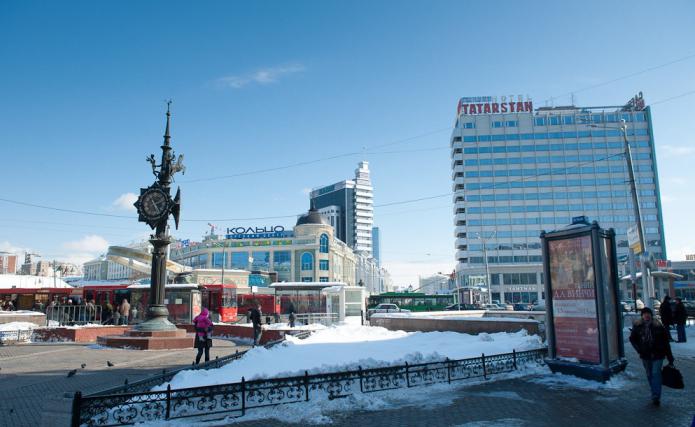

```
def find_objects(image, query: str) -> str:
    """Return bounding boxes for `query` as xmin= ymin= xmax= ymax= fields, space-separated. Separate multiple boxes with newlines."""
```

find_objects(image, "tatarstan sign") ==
xmin=457 ymin=95 xmax=533 ymax=116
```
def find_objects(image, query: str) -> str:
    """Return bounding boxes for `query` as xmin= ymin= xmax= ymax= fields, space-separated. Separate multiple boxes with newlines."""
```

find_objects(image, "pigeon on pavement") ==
xmin=67 ymin=369 xmax=77 ymax=378
xmin=107 ymin=361 xmax=115 ymax=367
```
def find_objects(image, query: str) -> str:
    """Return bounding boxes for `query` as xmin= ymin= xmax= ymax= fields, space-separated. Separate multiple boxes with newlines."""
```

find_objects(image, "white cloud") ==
xmin=0 ymin=241 xmax=27 ymax=254
xmin=660 ymin=145 xmax=695 ymax=158
xmin=63 ymin=235 xmax=109 ymax=254
xmin=216 ymin=63 xmax=305 ymax=89
xmin=112 ymin=192 xmax=138 ymax=211
xmin=301 ymin=188 xmax=312 ymax=196
xmin=667 ymin=176 xmax=687 ymax=186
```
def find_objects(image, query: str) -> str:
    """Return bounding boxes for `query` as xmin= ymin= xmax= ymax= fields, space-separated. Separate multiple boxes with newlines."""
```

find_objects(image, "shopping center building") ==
xmin=170 ymin=207 xmax=357 ymax=286
xmin=451 ymin=93 xmax=667 ymax=303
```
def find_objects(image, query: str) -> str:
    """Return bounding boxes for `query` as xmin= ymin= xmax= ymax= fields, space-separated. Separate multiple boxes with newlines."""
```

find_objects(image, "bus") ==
xmin=367 ymin=292 xmax=454 ymax=312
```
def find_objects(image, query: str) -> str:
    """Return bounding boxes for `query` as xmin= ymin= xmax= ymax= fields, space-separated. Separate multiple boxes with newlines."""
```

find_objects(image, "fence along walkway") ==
xmin=72 ymin=348 xmax=547 ymax=426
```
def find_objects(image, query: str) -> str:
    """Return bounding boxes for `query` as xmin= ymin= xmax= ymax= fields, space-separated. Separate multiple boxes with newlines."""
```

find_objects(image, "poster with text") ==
xmin=549 ymin=235 xmax=600 ymax=364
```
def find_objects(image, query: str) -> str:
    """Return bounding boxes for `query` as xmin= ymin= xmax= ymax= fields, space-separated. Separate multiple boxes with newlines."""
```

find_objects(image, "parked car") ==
xmin=620 ymin=301 xmax=636 ymax=312
xmin=531 ymin=302 xmax=546 ymax=311
xmin=683 ymin=301 xmax=695 ymax=318
xmin=444 ymin=303 xmax=478 ymax=311
xmin=513 ymin=303 xmax=532 ymax=311
xmin=367 ymin=303 xmax=410 ymax=318
xmin=482 ymin=303 xmax=505 ymax=310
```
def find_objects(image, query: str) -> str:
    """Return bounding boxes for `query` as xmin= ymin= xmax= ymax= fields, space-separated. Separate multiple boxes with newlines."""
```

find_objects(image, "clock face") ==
xmin=141 ymin=189 xmax=169 ymax=219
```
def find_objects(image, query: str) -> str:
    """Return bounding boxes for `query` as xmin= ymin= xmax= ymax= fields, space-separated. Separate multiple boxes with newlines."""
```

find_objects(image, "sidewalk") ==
xmin=230 ymin=332 xmax=695 ymax=427
xmin=0 ymin=339 xmax=248 ymax=427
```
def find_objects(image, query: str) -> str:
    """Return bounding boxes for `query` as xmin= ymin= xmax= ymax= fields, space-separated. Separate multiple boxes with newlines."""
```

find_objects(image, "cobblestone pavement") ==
xmin=229 ymin=341 xmax=695 ymax=427
xmin=0 ymin=339 xmax=249 ymax=427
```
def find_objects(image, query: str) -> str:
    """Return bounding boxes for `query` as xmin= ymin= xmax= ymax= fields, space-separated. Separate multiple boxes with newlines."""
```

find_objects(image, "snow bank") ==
xmin=158 ymin=323 xmax=543 ymax=391
xmin=0 ymin=321 xmax=40 ymax=331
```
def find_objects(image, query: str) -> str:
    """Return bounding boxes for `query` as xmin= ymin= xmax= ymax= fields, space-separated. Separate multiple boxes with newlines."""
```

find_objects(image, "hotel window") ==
xmin=563 ymin=116 xmax=574 ymax=125
xmin=463 ymin=122 xmax=475 ymax=129
xmin=301 ymin=277 xmax=313 ymax=282
xmin=320 ymin=234 xmax=329 ymax=253
xmin=492 ymin=121 xmax=503 ymax=128
xmin=301 ymin=252 xmax=314 ymax=271
xmin=319 ymin=260 xmax=329 ymax=271
xmin=549 ymin=116 xmax=560 ymax=126
xmin=534 ymin=117 xmax=546 ymax=126
xmin=506 ymin=120 xmax=518 ymax=127
xmin=319 ymin=277 xmax=329 ymax=282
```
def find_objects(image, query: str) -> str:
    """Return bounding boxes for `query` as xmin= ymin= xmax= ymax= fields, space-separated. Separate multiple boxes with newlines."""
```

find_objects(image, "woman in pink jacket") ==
xmin=192 ymin=308 xmax=213 ymax=364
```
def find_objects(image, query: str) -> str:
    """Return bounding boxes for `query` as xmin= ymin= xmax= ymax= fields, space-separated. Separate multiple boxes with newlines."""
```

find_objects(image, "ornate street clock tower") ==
xmin=133 ymin=102 xmax=185 ymax=331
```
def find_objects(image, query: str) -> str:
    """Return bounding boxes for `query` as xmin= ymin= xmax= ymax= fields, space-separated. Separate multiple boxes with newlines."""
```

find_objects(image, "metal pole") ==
xmin=477 ymin=232 xmax=493 ymax=304
xmin=221 ymin=243 xmax=226 ymax=285
xmin=621 ymin=120 xmax=650 ymax=309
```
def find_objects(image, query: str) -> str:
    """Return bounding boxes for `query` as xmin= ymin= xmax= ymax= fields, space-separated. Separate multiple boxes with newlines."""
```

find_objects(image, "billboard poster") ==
xmin=549 ymin=235 xmax=600 ymax=364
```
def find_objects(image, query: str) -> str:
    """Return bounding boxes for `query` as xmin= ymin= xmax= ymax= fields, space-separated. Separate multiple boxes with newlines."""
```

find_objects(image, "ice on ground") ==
xmin=455 ymin=419 xmax=528 ymax=427
xmin=158 ymin=322 xmax=543 ymax=391
xmin=0 ymin=321 xmax=40 ymax=331
xmin=528 ymin=370 xmax=633 ymax=390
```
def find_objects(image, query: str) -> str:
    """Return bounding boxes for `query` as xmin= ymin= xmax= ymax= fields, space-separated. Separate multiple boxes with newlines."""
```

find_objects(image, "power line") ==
xmin=178 ymin=127 xmax=451 ymax=184
xmin=545 ymin=52 xmax=695 ymax=103
xmin=0 ymin=152 xmax=627 ymax=223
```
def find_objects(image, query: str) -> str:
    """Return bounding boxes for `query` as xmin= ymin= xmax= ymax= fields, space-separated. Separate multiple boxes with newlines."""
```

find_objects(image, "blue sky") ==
xmin=1 ymin=0 xmax=694 ymax=286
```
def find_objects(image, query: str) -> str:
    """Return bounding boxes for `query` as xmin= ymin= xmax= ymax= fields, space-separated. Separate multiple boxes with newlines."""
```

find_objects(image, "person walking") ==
xmin=118 ymin=299 xmax=131 ymax=325
xmin=192 ymin=308 xmax=213 ymax=364
xmin=249 ymin=303 xmax=263 ymax=346
xmin=629 ymin=307 xmax=675 ymax=406
xmin=288 ymin=310 xmax=296 ymax=328
xmin=86 ymin=300 xmax=96 ymax=322
xmin=659 ymin=295 xmax=674 ymax=341
xmin=673 ymin=297 xmax=687 ymax=343
xmin=103 ymin=302 xmax=114 ymax=325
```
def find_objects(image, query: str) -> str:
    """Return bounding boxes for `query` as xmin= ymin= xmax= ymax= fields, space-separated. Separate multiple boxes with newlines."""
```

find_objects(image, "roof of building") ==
xmin=0 ymin=274 xmax=73 ymax=289
xmin=296 ymin=207 xmax=330 ymax=227
xmin=270 ymin=281 xmax=347 ymax=289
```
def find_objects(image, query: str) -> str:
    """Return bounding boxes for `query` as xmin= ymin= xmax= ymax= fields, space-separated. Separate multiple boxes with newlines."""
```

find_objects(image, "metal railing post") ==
xmin=241 ymin=376 xmax=246 ymax=416
xmin=71 ymin=391 xmax=82 ymax=427
xmin=446 ymin=358 xmax=451 ymax=384
xmin=304 ymin=371 xmax=310 ymax=401
xmin=482 ymin=353 xmax=487 ymax=379
xmin=405 ymin=362 xmax=410 ymax=387
xmin=165 ymin=384 xmax=171 ymax=419
xmin=512 ymin=349 xmax=517 ymax=370
xmin=358 ymin=365 xmax=364 ymax=392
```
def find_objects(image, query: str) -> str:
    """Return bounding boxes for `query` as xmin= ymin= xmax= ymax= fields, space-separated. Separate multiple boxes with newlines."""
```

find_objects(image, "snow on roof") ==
xmin=0 ymin=274 xmax=72 ymax=289
xmin=269 ymin=281 xmax=347 ymax=288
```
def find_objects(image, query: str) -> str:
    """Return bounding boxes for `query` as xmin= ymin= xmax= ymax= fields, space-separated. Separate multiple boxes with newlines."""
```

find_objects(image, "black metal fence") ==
xmin=72 ymin=347 xmax=546 ymax=426
xmin=46 ymin=305 xmax=103 ymax=326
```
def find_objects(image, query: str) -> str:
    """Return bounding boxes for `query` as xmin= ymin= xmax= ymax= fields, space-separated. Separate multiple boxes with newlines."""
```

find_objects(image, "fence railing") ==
xmin=72 ymin=347 xmax=547 ymax=426
xmin=292 ymin=312 xmax=339 ymax=326
xmin=0 ymin=328 xmax=33 ymax=343
xmin=46 ymin=305 xmax=103 ymax=326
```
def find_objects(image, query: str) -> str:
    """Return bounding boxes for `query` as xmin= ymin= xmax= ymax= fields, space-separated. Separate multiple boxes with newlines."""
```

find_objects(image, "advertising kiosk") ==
xmin=541 ymin=219 xmax=627 ymax=381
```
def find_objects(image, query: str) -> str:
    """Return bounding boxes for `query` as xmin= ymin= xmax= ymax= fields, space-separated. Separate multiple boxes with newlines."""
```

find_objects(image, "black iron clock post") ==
xmin=133 ymin=102 xmax=184 ymax=331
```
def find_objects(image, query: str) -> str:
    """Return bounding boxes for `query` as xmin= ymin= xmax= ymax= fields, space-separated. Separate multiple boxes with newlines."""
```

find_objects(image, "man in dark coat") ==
xmin=249 ymin=303 xmax=262 ymax=347
xmin=659 ymin=295 xmax=674 ymax=341
xmin=629 ymin=307 xmax=675 ymax=406
xmin=673 ymin=298 xmax=687 ymax=343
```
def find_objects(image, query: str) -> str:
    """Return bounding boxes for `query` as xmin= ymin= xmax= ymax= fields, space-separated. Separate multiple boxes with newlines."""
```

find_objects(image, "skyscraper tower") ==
xmin=311 ymin=161 xmax=374 ymax=255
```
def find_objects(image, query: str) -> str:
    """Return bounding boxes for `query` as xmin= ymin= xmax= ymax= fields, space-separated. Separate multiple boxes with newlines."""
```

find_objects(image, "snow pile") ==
xmin=159 ymin=323 xmax=542 ymax=391
xmin=0 ymin=321 xmax=40 ymax=331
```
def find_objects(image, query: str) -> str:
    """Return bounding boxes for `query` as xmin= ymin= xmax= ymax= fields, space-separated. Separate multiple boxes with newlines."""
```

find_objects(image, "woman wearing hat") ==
xmin=629 ymin=307 xmax=675 ymax=406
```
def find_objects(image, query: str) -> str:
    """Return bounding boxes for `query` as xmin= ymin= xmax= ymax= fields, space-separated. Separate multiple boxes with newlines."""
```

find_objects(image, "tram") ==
xmin=0 ymin=287 xmax=79 ymax=310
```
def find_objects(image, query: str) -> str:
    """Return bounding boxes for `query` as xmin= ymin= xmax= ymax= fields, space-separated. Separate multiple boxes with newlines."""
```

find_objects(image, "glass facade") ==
xmin=301 ymin=252 xmax=314 ymax=271
xmin=452 ymin=103 xmax=666 ymax=301
xmin=251 ymin=251 xmax=270 ymax=271
xmin=273 ymin=251 xmax=292 ymax=282
xmin=231 ymin=252 xmax=249 ymax=270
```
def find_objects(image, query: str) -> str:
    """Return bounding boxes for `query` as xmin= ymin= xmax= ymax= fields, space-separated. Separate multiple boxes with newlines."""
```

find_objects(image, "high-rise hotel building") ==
xmin=451 ymin=94 xmax=666 ymax=303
